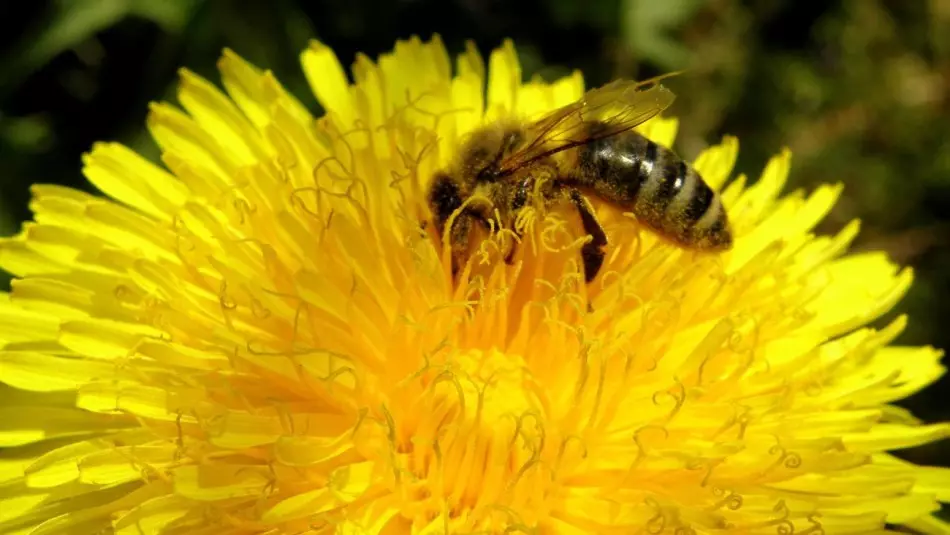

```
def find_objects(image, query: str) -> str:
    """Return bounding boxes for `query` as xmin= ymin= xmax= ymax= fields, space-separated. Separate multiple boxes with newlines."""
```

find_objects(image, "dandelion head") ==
xmin=0 ymin=35 xmax=948 ymax=534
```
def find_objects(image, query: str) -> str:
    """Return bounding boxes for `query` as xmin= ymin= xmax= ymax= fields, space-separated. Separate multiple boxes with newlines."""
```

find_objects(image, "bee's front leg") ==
xmin=501 ymin=178 xmax=534 ymax=265
xmin=568 ymin=189 xmax=608 ymax=283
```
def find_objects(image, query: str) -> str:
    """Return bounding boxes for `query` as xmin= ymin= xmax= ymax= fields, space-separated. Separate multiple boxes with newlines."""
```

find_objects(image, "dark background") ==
xmin=0 ymin=0 xmax=946 ymax=510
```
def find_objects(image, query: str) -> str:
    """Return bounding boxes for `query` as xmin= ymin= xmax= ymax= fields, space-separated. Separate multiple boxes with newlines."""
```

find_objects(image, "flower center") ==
xmin=378 ymin=348 xmax=557 ymax=531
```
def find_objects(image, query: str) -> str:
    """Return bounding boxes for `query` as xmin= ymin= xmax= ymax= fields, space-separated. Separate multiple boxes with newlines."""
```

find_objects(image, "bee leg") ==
xmin=504 ymin=179 xmax=531 ymax=265
xmin=504 ymin=244 xmax=516 ymax=265
xmin=503 ymin=227 xmax=523 ymax=265
xmin=569 ymin=190 xmax=607 ymax=283
xmin=447 ymin=209 xmax=476 ymax=278
xmin=429 ymin=172 xmax=476 ymax=278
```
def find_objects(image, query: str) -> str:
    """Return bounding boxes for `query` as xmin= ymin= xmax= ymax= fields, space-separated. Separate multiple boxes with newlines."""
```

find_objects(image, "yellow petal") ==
xmin=636 ymin=115 xmax=679 ymax=148
xmin=0 ymin=234 xmax=70 ymax=277
xmin=172 ymin=464 xmax=269 ymax=501
xmin=177 ymin=68 xmax=267 ymax=166
xmin=486 ymin=39 xmax=520 ymax=119
xmin=0 ymin=488 xmax=48 ymax=524
xmin=0 ymin=405 xmax=127 ymax=447
xmin=0 ymin=458 xmax=32 ymax=484
xmin=29 ymin=483 xmax=164 ymax=535
xmin=274 ymin=434 xmax=354 ymax=466
xmin=82 ymin=142 xmax=188 ymax=221
xmin=912 ymin=465 xmax=950 ymax=501
xmin=262 ymin=487 xmax=333 ymax=523
xmin=78 ymin=443 xmax=177 ymax=485
xmin=0 ymin=295 xmax=60 ymax=345
xmin=24 ymin=440 xmax=101 ymax=488
xmin=147 ymin=102 xmax=235 ymax=186
xmin=112 ymin=494 xmax=191 ymax=535
xmin=550 ymin=70 xmax=584 ymax=108
xmin=59 ymin=317 xmax=161 ymax=360
xmin=330 ymin=460 xmax=376 ymax=502
xmin=843 ymin=423 xmax=950 ymax=452
xmin=301 ymin=40 xmax=355 ymax=126
xmin=693 ymin=135 xmax=739 ymax=191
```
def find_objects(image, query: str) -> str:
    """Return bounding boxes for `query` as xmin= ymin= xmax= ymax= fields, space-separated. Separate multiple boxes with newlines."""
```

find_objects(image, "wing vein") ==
xmin=496 ymin=77 xmax=677 ymax=176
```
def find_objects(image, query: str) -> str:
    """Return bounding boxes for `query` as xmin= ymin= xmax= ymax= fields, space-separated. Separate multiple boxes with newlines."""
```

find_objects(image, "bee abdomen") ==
xmin=576 ymin=125 xmax=655 ymax=203
xmin=640 ymin=145 xmax=731 ymax=250
xmin=575 ymin=124 xmax=732 ymax=251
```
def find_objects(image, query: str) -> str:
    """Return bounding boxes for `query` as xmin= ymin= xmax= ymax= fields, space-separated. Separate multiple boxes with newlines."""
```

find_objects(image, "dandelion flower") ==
xmin=1 ymin=35 xmax=948 ymax=535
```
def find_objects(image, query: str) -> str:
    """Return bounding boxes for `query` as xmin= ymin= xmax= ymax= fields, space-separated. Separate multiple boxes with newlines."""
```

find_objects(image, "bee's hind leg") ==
xmin=447 ymin=211 xmax=474 ymax=278
xmin=568 ymin=190 xmax=607 ymax=283
xmin=447 ymin=208 xmax=498 ymax=279
xmin=503 ymin=226 xmax=524 ymax=265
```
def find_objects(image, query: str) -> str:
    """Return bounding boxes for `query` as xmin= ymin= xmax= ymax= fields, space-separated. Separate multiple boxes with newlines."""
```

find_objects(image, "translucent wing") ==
xmin=496 ymin=76 xmax=677 ymax=176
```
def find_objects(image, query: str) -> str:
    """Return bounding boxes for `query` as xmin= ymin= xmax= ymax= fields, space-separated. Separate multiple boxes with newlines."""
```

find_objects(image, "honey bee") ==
xmin=427 ymin=76 xmax=732 ymax=283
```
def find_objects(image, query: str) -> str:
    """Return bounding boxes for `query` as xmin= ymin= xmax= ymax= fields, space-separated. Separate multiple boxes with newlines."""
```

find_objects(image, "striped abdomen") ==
xmin=574 ymin=124 xmax=732 ymax=250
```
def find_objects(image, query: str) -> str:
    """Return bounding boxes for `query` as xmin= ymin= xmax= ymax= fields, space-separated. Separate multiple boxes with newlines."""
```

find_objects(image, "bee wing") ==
xmin=497 ymin=77 xmax=677 ymax=175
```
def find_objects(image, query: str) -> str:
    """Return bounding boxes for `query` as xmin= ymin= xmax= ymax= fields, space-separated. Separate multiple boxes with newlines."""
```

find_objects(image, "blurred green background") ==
xmin=0 ymin=0 xmax=947 ymax=491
